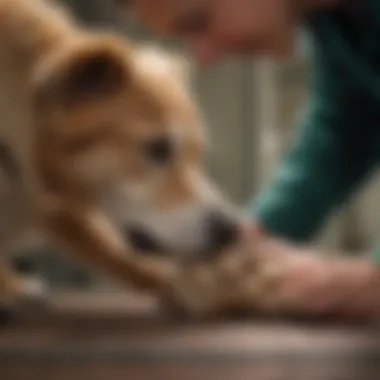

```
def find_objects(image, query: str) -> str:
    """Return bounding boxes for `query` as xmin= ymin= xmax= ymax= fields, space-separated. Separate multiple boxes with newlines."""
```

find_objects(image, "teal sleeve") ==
xmin=248 ymin=62 xmax=379 ymax=243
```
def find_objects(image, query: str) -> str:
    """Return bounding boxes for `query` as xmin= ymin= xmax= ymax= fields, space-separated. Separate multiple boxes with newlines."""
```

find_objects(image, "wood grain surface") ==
xmin=1 ymin=292 xmax=379 ymax=380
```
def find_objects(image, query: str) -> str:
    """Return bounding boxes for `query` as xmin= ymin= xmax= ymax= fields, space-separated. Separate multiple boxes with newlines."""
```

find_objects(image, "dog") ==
xmin=0 ymin=0 xmax=244 ymax=307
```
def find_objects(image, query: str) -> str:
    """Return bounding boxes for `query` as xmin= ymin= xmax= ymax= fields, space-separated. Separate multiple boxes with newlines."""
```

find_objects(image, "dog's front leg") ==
xmin=44 ymin=204 xmax=176 ymax=293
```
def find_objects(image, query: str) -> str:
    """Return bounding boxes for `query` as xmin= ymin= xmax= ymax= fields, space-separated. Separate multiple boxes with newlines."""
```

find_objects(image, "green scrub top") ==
xmin=249 ymin=1 xmax=380 ymax=260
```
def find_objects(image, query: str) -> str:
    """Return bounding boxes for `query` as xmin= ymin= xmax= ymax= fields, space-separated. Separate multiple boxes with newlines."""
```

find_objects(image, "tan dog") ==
xmin=0 ymin=0 xmax=243 ymax=305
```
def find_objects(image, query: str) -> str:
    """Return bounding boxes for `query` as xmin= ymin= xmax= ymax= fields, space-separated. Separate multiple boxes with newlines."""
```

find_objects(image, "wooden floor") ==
xmin=1 ymin=292 xmax=380 ymax=380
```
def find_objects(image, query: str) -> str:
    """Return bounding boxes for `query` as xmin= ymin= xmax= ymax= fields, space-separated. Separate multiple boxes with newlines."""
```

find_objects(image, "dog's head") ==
xmin=33 ymin=34 xmax=245 ymax=260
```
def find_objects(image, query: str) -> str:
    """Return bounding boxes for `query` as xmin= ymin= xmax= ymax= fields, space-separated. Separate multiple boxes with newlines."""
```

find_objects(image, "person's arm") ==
xmin=248 ymin=56 xmax=379 ymax=243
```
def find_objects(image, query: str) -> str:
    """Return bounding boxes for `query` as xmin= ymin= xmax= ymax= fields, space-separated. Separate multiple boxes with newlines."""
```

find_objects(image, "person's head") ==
xmin=126 ymin=0 xmax=338 ymax=64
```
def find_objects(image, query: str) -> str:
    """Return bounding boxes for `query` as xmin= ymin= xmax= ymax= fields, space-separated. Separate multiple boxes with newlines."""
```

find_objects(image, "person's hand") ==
xmin=249 ymin=238 xmax=380 ymax=321
xmin=159 ymin=225 xmax=380 ymax=322
xmin=122 ymin=0 xmax=299 ymax=64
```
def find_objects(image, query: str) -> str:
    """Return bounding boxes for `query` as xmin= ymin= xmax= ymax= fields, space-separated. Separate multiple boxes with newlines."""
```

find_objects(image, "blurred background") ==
xmin=10 ymin=0 xmax=380 ymax=292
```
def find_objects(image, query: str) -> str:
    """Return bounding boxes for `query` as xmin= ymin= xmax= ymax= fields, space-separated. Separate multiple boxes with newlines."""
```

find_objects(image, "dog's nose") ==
xmin=205 ymin=212 xmax=240 ymax=254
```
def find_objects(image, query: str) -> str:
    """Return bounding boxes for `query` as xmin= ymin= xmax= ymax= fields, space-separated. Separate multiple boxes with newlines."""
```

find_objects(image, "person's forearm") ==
xmin=253 ymin=245 xmax=380 ymax=322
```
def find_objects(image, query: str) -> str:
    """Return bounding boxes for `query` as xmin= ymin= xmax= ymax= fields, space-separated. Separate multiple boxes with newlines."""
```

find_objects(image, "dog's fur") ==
xmin=0 ymin=0 xmax=242 ymax=303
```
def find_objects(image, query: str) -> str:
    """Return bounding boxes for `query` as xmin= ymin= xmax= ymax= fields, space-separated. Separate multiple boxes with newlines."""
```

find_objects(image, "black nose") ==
xmin=205 ymin=213 xmax=240 ymax=254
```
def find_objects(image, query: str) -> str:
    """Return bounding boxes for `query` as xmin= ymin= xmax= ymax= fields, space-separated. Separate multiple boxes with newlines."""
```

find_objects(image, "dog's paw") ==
xmin=157 ymin=295 xmax=195 ymax=322
xmin=157 ymin=280 xmax=212 ymax=321
xmin=157 ymin=271 xmax=226 ymax=321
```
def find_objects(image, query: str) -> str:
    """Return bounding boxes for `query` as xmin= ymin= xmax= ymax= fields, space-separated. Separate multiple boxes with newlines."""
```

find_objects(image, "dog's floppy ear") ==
xmin=33 ymin=35 xmax=132 ymax=108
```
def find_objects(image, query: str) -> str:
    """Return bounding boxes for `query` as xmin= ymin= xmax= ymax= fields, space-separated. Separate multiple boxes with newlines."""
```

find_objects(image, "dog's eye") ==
xmin=145 ymin=136 xmax=173 ymax=165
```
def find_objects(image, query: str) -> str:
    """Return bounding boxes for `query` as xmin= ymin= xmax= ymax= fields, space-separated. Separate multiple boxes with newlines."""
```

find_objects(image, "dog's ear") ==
xmin=33 ymin=35 xmax=132 ymax=108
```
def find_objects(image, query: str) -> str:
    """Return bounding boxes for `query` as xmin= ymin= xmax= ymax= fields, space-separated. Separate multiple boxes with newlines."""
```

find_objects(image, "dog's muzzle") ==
xmin=125 ymin=211 xmax=240 ymax=260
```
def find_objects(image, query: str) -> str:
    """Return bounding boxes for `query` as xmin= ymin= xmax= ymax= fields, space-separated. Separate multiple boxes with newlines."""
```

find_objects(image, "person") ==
xmin=119 ymin=0 xmax=380 ymax=318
